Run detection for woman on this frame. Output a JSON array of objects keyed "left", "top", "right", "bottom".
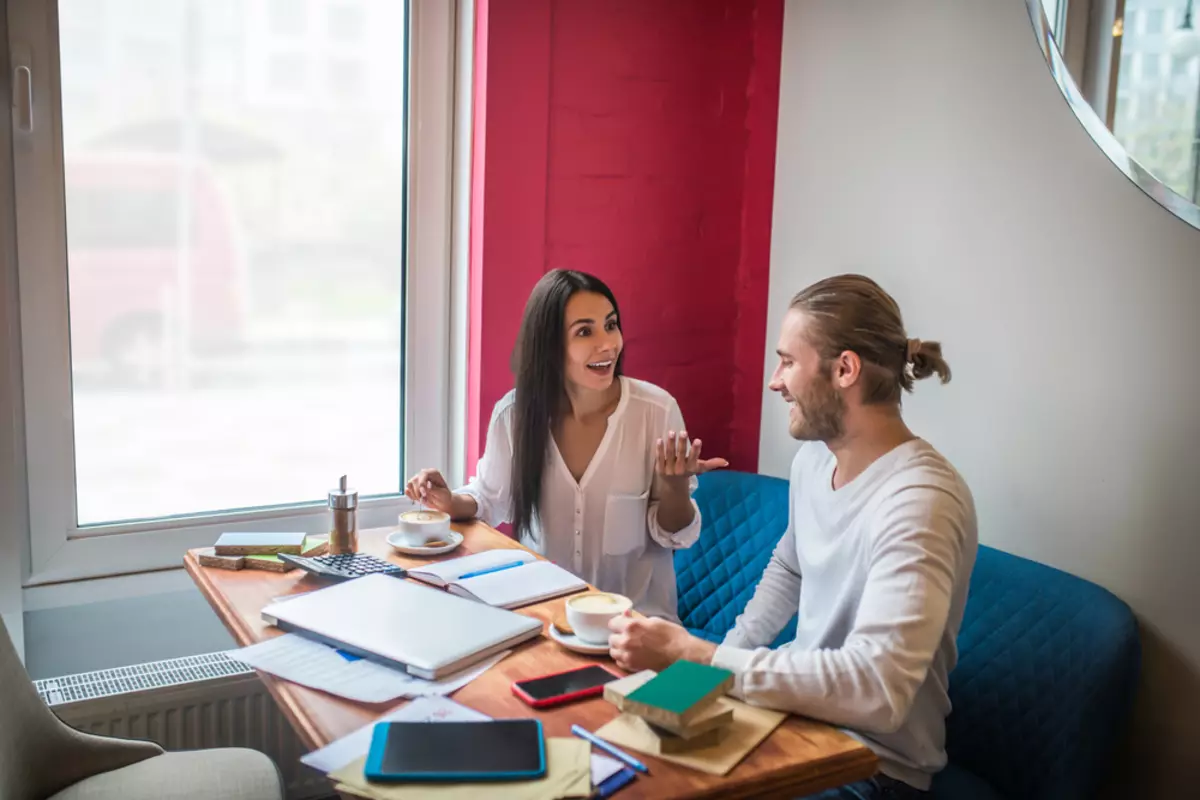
[{"left": 405, "top": 269, "right": 726, "bottom": 620}]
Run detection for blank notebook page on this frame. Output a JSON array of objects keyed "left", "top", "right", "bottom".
[
  {"left": 407, "top": 549, "right": 537, "bottom": 586},
  {"left": 454, "top": 559, "right": 586, "bottom": 608}
]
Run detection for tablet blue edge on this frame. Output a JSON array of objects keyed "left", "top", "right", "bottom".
[{"left": 363, "top": 720, "right": 548, "bottom": 783}]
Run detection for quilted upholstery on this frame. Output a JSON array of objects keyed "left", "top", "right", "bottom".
[
  {"left": 679, "top": 471, "right": 1141, "bottom": 800},
  {"left": 934, "top": 545, "right": 1140, "bottom": 800},
  {"left": 675, "top": 471, "right": 797, "bottom": 647}
]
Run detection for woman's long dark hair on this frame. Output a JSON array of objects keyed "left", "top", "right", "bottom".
[{"left": 509, "top": 269, "right": 624, "bottom": 539}]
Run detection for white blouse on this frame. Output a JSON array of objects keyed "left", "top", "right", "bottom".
[{"left": 457, "top": 377, "right": 701, "bottom": 621}]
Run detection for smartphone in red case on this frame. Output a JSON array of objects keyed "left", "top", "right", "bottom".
[{"left": 511, "top": 664, "right": 621, "bottom": 709}]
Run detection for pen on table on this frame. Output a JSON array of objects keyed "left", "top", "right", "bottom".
[
  {"left": 457, "top": 560, "right": 525, "bottom": 580},
  {"left": 597, "top": 767, "right": 637, "bottom": 798},
  {"left": 570, "top": 724, "right": 649, "bottom": 775}
]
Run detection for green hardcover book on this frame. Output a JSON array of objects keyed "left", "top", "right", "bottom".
[
  {"left": 605, "top": 669, "right": 734, "bottom": 737},
  {"left": 623, "top": 660, "right": 734, "bottom": 730},
  {"left": 301, "top": 534, "right": 329, "bottom": 556}
]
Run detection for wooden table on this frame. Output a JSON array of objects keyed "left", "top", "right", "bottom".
[{"left": 185, "top": 522, "right": 877, "bottom": 799}]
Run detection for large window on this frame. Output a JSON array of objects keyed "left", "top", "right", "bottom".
[
  {"left": 1042, "top": 0, "right": 1069, "bottom": 40},
  {"left": 1044, "top": 0, "right": 1200, "bottom": 204},
  {"left": 7, "top": 0, "right": 463, "bottom": 583},
  {"left": 1111, "top": 0, "right": 1199, "bottom": 201}
]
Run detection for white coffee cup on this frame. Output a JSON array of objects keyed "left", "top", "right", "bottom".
[
  {"left": 396, "top": 509, "right": 452, "bottom": 546},
  {"left": 565, "top": 591, "right": 633, "bottom": 645}
]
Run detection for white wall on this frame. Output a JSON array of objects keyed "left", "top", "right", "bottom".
[
  {"left": 763, "top": 1, "right": 1200, "bottom": 795},
  {"left": 0, "top": 4, "right": 28, "bottom": 660}
]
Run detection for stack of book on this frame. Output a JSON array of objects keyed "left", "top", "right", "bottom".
[
  {"left": 603, "top": 661, "right": 735, "bottom": 753},
  {"left": 197, "top": 532, "right": 328, "bottom": 572}
]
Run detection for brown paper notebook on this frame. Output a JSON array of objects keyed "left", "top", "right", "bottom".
[
  {"left": 595, "top": 697, "right": 787, "bottom": 776},
  {"left": 329, "top": 738, "right": 591, "bottom": 800},
  {"left": 634, "top": 716, "right": 725, "bottom": 753},
  {"left": 197, "top": 548, "right": 244, "bottom": 570},
  {"left": 213, "top": 532, "right": 306, "bottom": 556}
]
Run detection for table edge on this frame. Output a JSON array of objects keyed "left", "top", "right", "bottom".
[{"left": 184, "top": 553, "right": 331, "bottom": 749}]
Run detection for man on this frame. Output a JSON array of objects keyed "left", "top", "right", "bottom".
[{"left": 608, "top": 274, "right": 978, "bottom": 799}]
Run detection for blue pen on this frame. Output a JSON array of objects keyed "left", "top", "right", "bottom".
[
  {"left": 597, "top": 766, "right": 637, "bottom": 798},
  {"left": 458, "top": 560, "right": 524, "bottom": 580},
  {"left": 570, "top": 724, "right": 649, "bottom": 775}
]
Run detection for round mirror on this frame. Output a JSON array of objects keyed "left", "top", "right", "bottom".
[{"left": 1029, "top": 0, "right": 1200, "bottom": 228}]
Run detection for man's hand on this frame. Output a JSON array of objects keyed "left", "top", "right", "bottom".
[{"left": 608, "top": 612, "right": 717, "bottom": 672}]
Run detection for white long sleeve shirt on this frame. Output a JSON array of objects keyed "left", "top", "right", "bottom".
[
  {"left": 713, "top": 439, "right": 977, "bottom": 790},
  {"left": 457, "top": 377, "right": 701, "bottom": 621}
]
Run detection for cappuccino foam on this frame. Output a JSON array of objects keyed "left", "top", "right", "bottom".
[{"left": 569, "top": 593, "right": 625, "bottom": 613}]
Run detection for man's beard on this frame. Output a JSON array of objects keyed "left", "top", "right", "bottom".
[{"left": 788, "top": 368, "right": 845, "bottom": 442}]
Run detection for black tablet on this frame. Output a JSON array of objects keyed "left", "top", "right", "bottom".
[{"left": 364, "top": 719, "right": 546, "bottom": 782}]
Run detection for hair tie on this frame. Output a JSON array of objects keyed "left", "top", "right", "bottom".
[{"left": 905, "top": 338, "right": 922, "bottom": 363}]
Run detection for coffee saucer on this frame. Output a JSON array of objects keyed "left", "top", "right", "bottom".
[
  {"left": 547, "top": 623, "right": 610, "bottom": 656},
  {"left": 386, "top": 529, "right": 464, "bottom": 556}
]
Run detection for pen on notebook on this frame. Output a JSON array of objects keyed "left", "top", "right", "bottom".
[
  {"left": 570, "top": 725, "right": 649, "bottom": 774},
  {"left": 457, "top": 560, "right": 524, "bottom": 580}
]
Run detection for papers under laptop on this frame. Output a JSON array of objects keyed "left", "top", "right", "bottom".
[{"left": 261, "top": 574, "right": 542, "bottom": 680}]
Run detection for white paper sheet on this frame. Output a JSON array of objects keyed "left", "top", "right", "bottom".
[
  {"left": 399, "top": 651, "right": 512, "bottom": 698},
  {"left": 300, "top": 696, "right": 488, "bottom": 773},
  {"left": 226, "top": 634, "right": 508, "bottom": 704},
  {"left": 590, "top": 753, "right": 625, "bottom": 786},
  {"left": 269, "top": 589, "right": 316, "bottom": 604}
]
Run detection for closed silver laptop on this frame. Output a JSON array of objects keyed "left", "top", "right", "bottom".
[{"left": 261, "top": 573, "right": 543, "bottom": 679}]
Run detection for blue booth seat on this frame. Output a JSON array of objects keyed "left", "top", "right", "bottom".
[{"left": 677, "top": 470, "right": 1140, "bottom": 800}]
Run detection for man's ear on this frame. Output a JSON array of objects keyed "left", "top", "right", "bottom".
[{"left": 833, "top": 350, "right": 862, "bottom": 389}]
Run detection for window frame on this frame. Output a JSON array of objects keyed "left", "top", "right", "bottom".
[{"left": 6, "top": 0, "right": 467, "bottom": 585}]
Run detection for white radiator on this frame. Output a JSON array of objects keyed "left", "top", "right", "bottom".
[{"left": 33, "top": 652, "right": 333, "bottom": 800}]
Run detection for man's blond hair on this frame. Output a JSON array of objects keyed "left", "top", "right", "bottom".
[{"left": 791, "top": 274, "right": 951, "bottom": 405}]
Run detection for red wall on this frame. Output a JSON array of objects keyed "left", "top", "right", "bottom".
[{"left": 468, "top": 0, "right": 783, "bottom": 476}]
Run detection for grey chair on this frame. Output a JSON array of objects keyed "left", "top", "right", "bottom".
[{"left": 0, "top": 617, "right": 284, "bottom": 800}]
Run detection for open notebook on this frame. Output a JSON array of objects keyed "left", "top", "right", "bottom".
[{"left": 407, "top": 550, "right": 587, "bottom": 609}]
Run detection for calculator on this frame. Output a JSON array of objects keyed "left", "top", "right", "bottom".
[{"left": 277, "top": 552, "right": 408, "bottom": 582}]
